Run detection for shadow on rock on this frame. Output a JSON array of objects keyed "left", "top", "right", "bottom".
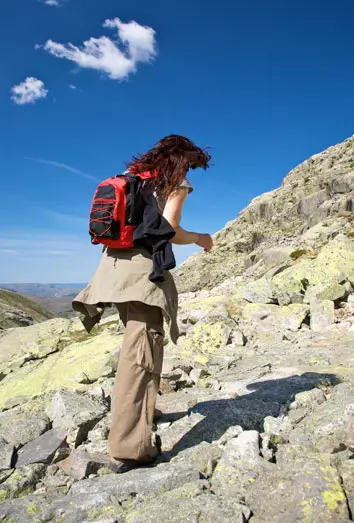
[{"left": 165, "top": 372, "right": 340, "bottom": 460}]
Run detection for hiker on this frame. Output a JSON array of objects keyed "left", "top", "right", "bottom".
[{"left": 73, "top": 134, "right": 213, "bottom": 473}]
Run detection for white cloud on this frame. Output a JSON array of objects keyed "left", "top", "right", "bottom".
[
  {"left": 69, "top": 84, "right": 76, "bottom": 89},
  {"left": 0, "top": 249, "right": 17, "bottom": 255},
  {"left": 11, "top": 77, "right": 48, "bottom": 105},
  {"left": 42, "top": 17, "right": 156, "bottom": 80},
  {"left": 25, "top": 157, "right": 98, "bottom": 181},
  {"left": 42, "top": 0, "right": 66, "bottom": 6}
]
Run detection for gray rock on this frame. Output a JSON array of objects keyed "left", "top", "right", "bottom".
[
  {"left": 171, "top": 441, "right": 222, "bottom": 477},
  {"left": 47, "top": 390, "right": 107, "bottom": 447},
  {"left": 0, "top": 469, "right": 14, "bottom": 484},
  {"left": 340, "top": 460, "right": 354, "bottom": 516},
  {"left": 230, "top": 329, "right": 246, "bottom": 346},
  {"left": 0, "top": 490, "right": 124, "bottom": 523},
  {"left": 305, "top": 281, "right": 348, "bottom": 303},
  {"left": 310, "top": 299, "right": 335, "bottom": 331},
  {"left": 3, "top": 310, "right": 33, "bottom": 327},
  {"left": 69, "top": 461, "right": 199, "bottom": 498},
  {"left": 125, "top": 481, "right": 246, "bottom": 523},
  {"left": 212, "top": 430, "right": 271, "bottom": 500},
  {"left": 175, "top": 369, "right": 194, "bottom": 389},
  {"left": 0, "top": 463, "right": 46, "bottom": 501},
  {"left": 213, "top": 425, "right": 243, "bottom": 446},
  {"left": 57, "top": 449, "right": 113, "bottom": 480},
  {"left": 189, "top": 368, "right": 210, "bottom": 384},
  {"left": 289, "top": 384, "right": 354, "bottom": 453},
  {"left": 0, "top": 409, "right": 50, "bottom": 448},
  {"left": 289, "top": 387, "right": 326, "bottom": 410},
  {"left": 240, "top": 278, "right": 275, "bottom": 304},
  {"left": 247, "top": 445, "right": 349, "bottom": 522},
  {"left": 0, "top": 437, "right": 14, "bottom": 470},
  {"left": 87, "top": 416, "right": 110, "bottom": 442},
  {"left": 232, "top": 429, "right": 260, "bottom": 460},
  {"left": 263, "top": 416, "right": 292, "bottom": 443},
  {"left": 15, "top": 428, "right": 67, "bottom": 468}
]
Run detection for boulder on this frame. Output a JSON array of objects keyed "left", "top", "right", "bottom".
[
  {"left": 0, "top": 330, "right": 123, "bottom": 410},
  {"left": 125, "top": 482, "right": 246, "bottom": 523},
  {"left": 14, "top": 428, "right": 68, "bottom": 468},
  {"left": 310, "top": 299, "right": 335, "bottom": 332},
  {"left": 242, "top": 303, "right": 309, "bottom": 332},
  {"left": 247, "top": 445, "right": 349, "bottom": 522},
  {"left": 289, "top": 383, "right": 354, "bottom": 453},
  {"left": 0, "top": 409, "right": 50, "bottom": 448},
  {"left": 47, "top": 390, "right": 107, "bottom": 448},
  {"left": 239, "top": 278, "right": 275, "bottom": 304},
  {"left": 0, "top": 464, "right": 46, "bottom": 501},
  {"left": 57, "top": 450, "right": 113, "bottom": 480},
  {"left": 0, "top": 318, "right": 71, "bottom": 376}
]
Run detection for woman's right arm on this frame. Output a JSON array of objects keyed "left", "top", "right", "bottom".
[{"left": 163, "top": 189, "right": 213, "bottom": 252}]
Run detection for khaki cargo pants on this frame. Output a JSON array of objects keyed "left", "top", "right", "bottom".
[{"left": 108, "top": 301, "right": 164, "bottom": 461}]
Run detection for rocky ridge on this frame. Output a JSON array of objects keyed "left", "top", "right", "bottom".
[
  {"left": 175, "top": 135, "right": 354, "bottom": 293},
  {"left": 0, "top": 137, "right": 354, "bottom": 522},
  {"left": 0, "top": 289, "right": 55, "bottom": 330}
]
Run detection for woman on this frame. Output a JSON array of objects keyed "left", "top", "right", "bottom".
[{"left": 73, "top": 134, "right": 213, "bottom": 473}]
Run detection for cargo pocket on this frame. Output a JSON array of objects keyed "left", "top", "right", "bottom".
[{"left": 136, "top": 328, "right": 164, "bottom": 375}]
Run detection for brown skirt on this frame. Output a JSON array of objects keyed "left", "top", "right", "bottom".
[{"left": 72, "top": 248, "right": 179, "bottom": 343}]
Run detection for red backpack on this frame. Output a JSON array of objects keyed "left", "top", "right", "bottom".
[{"left": 89, "top": 170, "right": 156, "bottom": 249}]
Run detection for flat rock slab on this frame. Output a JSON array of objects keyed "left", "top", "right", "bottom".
[
  {"left": 0, "top": 462, "right": 201, "bottom": 523},
  {"left": 0, "top": 437, "right": 14, "bottom": 470},
  {"left": 125, "top": 481, "right": 246, "bottom": 523},
  {"left": 15, "top": 428, "right": 67, "bottom": 468},
  {"left": 0, "top": 409, "right": 50, "bottom": 448},
  {"left": 69, "top": 460, "right": 199, "bottom": 499}
]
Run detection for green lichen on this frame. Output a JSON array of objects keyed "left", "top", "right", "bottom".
[
  {"left": 87, "top": 508, "right": 101, "bottom": 519},
  {"left": 322, "top": 488, "right": 346, "bottom": 511},
  {"left": 27, "top": 503, "right": 39, "bottom": 515},
  {"left": 0, "top": 488, "right": 10, "bottom": 502},
  {"left": 301, "top": 498, "right": 313, "bottom": 523},
  {"left": 0, "top": 331, "right": 123, "bottom": 408},
  {"left": 181, "top": 295, "right": 227, "bottom": 310}
]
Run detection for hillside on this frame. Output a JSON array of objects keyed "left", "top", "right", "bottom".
[
  {"left": 0, "top": 289, "right": 55, "bottom": 329},
  {"left": 0, "top": 137, "right": 354, "bottom": 522},
  {"left": 28, "top": 295, "right": 76, "bottom": 316},
  {"left": 0, "top": 283, "right": 85, "bottom": 298},
  {"left": 175, "top": 135, "right": 354, "bottom": 292}
]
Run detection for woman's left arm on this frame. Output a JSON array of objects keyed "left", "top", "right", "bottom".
[{"left": 163, "top": 189, "right": 213, "bottom": 251}]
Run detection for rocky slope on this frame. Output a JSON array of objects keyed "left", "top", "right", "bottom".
[
  {"left": 0, "top": 289, "right": 55, "bottom": 329},
  {"left": 0, "top": 137, "right": 354, "bottom": 522},
  {"left": 175, "top": 135, "right": 354, "bottom": 292}
]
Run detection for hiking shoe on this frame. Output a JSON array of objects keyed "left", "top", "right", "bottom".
[
  {"left": 108, "top": 456, "right": 157, "bottom": 474},
  {"left": 108, "top": 437, "right": 162, "bottom": 474}
]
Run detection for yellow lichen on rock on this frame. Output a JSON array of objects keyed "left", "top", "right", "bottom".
[{"left": 0, "top": 331, "right": 122, "bottom": 409}]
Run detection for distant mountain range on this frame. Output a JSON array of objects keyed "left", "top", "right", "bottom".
[{"left": 0, "top": 283, "right": 86, "bottom": 298}]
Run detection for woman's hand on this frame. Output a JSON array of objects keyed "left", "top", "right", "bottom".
[{"left": 196, "top": 233, "right": 213, "bottom": 252}]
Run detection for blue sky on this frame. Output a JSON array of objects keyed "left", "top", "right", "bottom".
[{"left": 1, "top": 0, "right": 354, "bottom": 283}]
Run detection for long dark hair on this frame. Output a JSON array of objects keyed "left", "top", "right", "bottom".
[{"left": 127, "top": 134, "right": 211, "bottom": 194}]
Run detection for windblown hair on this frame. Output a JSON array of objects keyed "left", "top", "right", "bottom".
[{"left": 127, "top": 134, "right": 211, "bottom": 194}]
